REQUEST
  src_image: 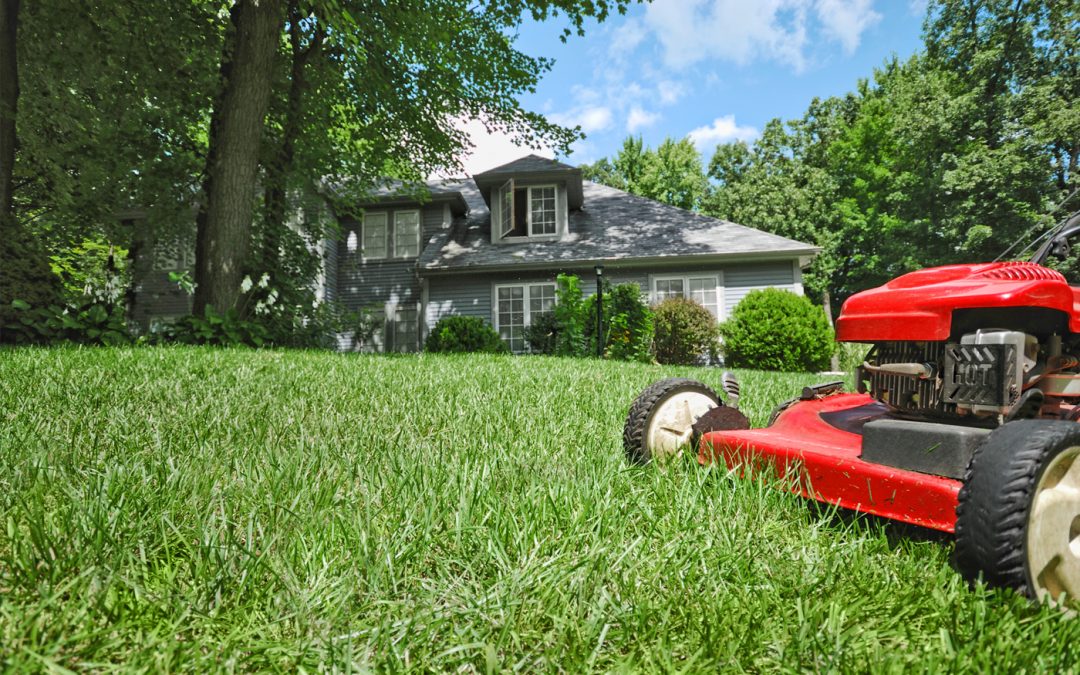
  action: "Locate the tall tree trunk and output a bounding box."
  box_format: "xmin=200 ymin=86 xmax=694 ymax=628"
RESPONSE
xmin=0 ymin=0 xmax=19 ymax=236
xmin=193 ymin=0 xmax=283 ymax=316
xmin=260 ymin=1 xmax=321 ymax=273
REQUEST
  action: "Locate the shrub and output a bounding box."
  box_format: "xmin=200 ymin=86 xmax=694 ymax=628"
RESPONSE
xmin=0 ymin=230 xmax=62 ymax=339
xmin=4 ymin=297 xmax=131 ymax=346
xmin=425 ymin=316 xmax=508 ymax=354
xmin=553 ymin=274 xmax=586 ymax=357
xmin=159 ymin=307 xmax=271 ymax=347
xmin=535 ymin=275 xmax=653 ymax=361
xmin=651 ymin=297 xmax=719 ymax=365
xmin=719 ymin=288 xmax=834 ymax=372
xmin=582 ymin=281 xmax=653 ymax=362
xmin=525 ymin=311 xmax=559 ymax=355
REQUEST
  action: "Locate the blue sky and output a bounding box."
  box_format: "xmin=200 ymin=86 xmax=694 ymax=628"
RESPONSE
xmin=457 ymin=0 xmax=928 ymax=175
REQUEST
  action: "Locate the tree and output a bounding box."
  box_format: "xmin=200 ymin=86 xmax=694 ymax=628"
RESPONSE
xmin=0 ymin=0 xmax=17 ymax=236
xmin=581 ymin=135 xmax=707 ymax=210
xmin=193 ymin=0 xmax=285 ymax=316
xmin=192 ymin=0 xmax=636 ymax=315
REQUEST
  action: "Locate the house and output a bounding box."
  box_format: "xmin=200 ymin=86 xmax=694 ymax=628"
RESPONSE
xmin=132 ymin=155 xmax=819 ymax=351
xmin=334 ymin=155 xmax=818 ymax=353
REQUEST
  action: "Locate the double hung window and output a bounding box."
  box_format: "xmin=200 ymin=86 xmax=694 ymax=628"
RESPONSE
xmin=495 ymin=282 xmax=556 ymax=352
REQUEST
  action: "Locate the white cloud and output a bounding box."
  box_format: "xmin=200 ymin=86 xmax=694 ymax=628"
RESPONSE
xmin=452 ymin=118 xmax=555 ymax=176
xmin=550 ymin=105 xmax=614 ymax=134
xmin=640 ymin=0 xmax=881 ymax=72
xmin=656 ymin=79 xmax=685 ymax=105
xmin=645 ymin=0 xmax=810 ymax=71
xmin=815 ymin=0 xmax=881 ymax=53
xmin=686 ymin=115 xmax=759 ymax=152
xmin=626 ymin=107 xmax=661 ymax=132
xmin=609 ymin=17 xmax=648 ymax=57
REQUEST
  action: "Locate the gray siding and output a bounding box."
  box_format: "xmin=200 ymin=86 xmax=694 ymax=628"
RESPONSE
xmin=422 ymin=203 xmax=448 ymax=241
xmin=723 ymin=261 xmax=796 ymax=316
xmin=420 ymin=259 xmax=802 ymax=341
xmin=426 ymin=275 xmax=493 ymax=329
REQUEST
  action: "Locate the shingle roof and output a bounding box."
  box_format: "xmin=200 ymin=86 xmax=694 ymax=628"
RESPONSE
xmin=417 ymin=179 xmax=818 ymax=273
xmin=471 ymin=154 xmax=577 ymax=176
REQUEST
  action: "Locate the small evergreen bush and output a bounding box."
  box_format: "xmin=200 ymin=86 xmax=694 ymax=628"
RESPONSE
xmin=720 ymin=288 xmax=834 ymax=372
xmin=652 ymin=297 xmax=718 ymax=365
xmin=425 ymin=316 xmax=508 ymax=354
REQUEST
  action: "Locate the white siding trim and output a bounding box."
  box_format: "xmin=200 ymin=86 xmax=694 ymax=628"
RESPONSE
xmin=792 ymin=259 xmax=804 ymax=295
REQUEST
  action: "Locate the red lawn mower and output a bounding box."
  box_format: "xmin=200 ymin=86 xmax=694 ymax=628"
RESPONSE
xmin=624 ymin=212 xmax=1080 ymax=607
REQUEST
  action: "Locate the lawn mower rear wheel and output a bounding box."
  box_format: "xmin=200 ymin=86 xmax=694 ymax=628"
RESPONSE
xmin=955 ymin=419 xmax=1080 ymax=607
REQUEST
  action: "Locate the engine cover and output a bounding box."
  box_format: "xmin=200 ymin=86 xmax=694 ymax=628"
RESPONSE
xmin=836 ymin=262 xmax=1077 ymax=342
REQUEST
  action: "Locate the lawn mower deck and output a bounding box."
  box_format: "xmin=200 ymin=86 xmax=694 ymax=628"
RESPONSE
xmin=695 ymin=391 xmax=963 ymax=533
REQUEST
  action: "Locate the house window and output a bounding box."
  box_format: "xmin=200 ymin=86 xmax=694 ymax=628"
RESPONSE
xmin=394 ymin=211 xmax=421 ymax=258
xmin=652 ymin=275 xmax=721 ymax=319
xmin=153 ymin=236 xmax=189 ymax=271
xmin=529 ymin=186 xmax=557 ymax=235
xmin=390 ymin=305 xmax=419 ymax=352
xmin=363 ymin=213 xmax=388 ymax=260
xmin=496 ymin=183 xmax=559 ymax=240
xmin=495 ymin=282 xmax=556 ymax=353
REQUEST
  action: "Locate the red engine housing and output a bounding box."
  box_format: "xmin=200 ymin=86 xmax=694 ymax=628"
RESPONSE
xmin=835 ymin=261 xmax=1080 ymax=342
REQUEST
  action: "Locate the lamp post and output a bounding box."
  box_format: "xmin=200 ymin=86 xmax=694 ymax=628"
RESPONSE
xmin=594 ymin=264 xmax=604 ymax=358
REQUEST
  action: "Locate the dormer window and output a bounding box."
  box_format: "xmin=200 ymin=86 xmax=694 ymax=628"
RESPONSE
xmin=494 ymin=180 xmax=562 ymax=241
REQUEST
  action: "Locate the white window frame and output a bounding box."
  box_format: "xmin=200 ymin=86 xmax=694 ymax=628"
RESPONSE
xmin=362 ymin=212 xmax=389 ymax=261
xmin=494 ymin=182 xmax=562 ymax=243
xmin=492 ymin=281 xmax=557 ymax=353
xmin=393 ymin=210 xmax=421 ymax=259
xmin=526 ymin=185 xmax=557 ymax=237
xmin=650 ymin=273 xmax=724 ymax=320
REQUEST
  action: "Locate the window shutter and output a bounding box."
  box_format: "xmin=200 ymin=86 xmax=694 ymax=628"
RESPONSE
xmin=499 ymin=179 xmax=514 ymax=238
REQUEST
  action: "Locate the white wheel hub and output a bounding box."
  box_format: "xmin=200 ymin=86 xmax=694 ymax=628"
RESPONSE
xmin=645 ymin=391 xmax=717 ymax=461
xmin=1027 ymin=445 xmax=1080 ymax=606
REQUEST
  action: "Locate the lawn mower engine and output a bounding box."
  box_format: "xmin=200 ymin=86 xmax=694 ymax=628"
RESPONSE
xmin=625 ymin=255 xmax=1080 ymax=608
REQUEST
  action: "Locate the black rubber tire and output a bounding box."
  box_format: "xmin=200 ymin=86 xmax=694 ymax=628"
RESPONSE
xmin=954 ymin=419 xmax=1080 ymax=597
xmin=623 ymin=378 xmax=720 ymax=465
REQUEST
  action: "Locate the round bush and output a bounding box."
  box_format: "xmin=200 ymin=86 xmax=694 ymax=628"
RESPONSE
xmin=651 ymin=297 xmax=719 ymax=365
xmin=719 ymin=288 xmax=834 ymax=372
xmin=424 ymin=316 xmax=508 ymax=354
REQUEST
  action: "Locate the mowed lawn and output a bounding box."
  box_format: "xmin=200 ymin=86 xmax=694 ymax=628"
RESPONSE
xmin=2 ymin=348 xmax=1079 ymax=671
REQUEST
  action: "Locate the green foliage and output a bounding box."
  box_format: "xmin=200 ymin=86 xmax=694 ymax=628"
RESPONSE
xmin=3 ymin=297 xmax=130 ymax=346
xmin=160 ymin=307 xmax=271 ymax=348
xmin=582 ymin=281 xmax=654 ymax=362
xmin=424 ymin=316 xmax=507 ymax=354
xmin=581 ymin=136 xmax=708 ymax=210
xmin=533 ymin=275 xmax=653 ymax=361
xmin=0 ymin=228 xmax=62 ymax=331
xmin=524 ymin=311 xmax=559 ymax=355
xmin=720 ymin=289 xmax=835 ymax=372
xmin=553 ymin=273 xmax=586 ymax=357
xmin=49 ymin=239 xmax=130 ymax=304
xmin=651 ymin=297 xmax=719 ymax=365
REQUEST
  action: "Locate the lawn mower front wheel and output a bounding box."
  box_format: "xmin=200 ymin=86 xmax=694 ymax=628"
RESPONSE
xmin=955 ymin=419 xmax=1080 ymax=607
xmin=623 ymin=378 xmax=720 ymax=464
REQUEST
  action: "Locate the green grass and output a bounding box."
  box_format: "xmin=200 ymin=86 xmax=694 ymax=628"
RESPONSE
xmin=1 ymin=347 xmax=1079 ymax=672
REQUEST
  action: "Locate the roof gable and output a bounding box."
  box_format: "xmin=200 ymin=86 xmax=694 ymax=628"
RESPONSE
xmin=472 ymin=154 xmax=584 ymax=210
